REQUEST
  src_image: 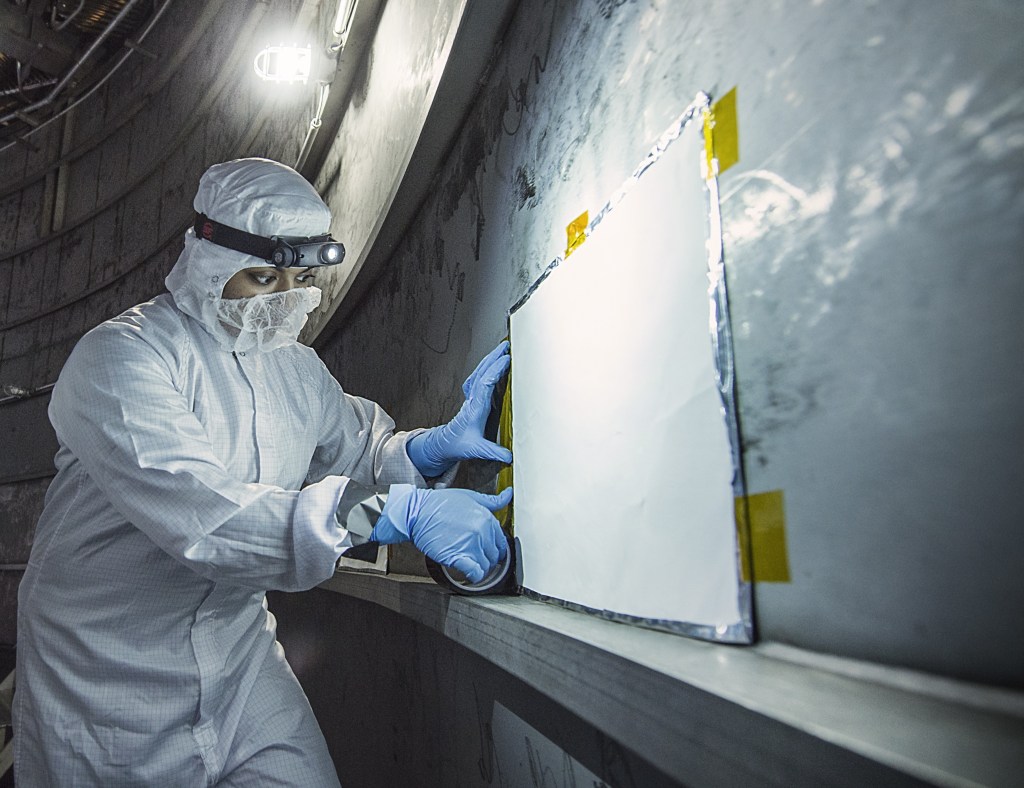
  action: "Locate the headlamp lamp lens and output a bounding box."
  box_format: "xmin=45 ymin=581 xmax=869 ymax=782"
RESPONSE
xmin=319 ymin=243 xmax=343 ymax=265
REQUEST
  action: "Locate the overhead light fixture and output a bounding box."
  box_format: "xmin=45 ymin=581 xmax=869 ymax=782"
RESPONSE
xmin=330 ymin=0 xmax=359 ymax=51
xmin=253 ymin=45 xmax=313 ymax=84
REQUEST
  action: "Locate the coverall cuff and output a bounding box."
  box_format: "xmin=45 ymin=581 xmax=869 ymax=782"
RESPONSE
xmin=399 ymin=428 xmax=459 ymax=489
xmin=334 ymin=480 xmax=389 ymax=545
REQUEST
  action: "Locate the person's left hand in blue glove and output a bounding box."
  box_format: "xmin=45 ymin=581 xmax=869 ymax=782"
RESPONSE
xmin=369 ymin=485 xmax=512 ymax=583
xmin=406 ymin=341 xmax=513 ymax=477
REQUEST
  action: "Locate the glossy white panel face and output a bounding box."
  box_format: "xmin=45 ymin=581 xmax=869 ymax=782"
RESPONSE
xmin=510 ymin=120 xmax=744 ymax=634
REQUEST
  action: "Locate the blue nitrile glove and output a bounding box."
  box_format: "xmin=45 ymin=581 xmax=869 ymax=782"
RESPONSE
xmin=370 ymin=484 xmax=512 ymax=583
xmin=406 ymin=342 xmax=514 ymax=477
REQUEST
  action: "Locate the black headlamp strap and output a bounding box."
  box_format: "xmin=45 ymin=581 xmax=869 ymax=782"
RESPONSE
xmin=194 ymin=213 xmax=275 ymax=262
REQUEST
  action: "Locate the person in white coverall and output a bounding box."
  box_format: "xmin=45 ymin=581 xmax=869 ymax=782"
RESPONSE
xmin=13 ymin=158 xmax=513 ymax=786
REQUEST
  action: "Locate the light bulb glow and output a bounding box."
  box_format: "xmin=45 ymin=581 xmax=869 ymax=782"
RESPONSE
xmin=253 ymin=45 xmax=312 ymax=84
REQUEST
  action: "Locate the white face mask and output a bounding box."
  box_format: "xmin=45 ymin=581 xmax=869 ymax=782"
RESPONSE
xmin=216 ymin=286 xmax=323 ymax=353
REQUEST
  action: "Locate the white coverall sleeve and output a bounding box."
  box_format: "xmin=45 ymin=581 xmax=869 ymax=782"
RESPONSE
xmin=49 ymin=324 xmax=350 ymax=592
xmin=307 ymin=361 xmax=458 ymax=489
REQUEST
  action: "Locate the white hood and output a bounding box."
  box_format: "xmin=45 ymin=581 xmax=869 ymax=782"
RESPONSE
xmin=165 ymin=158 xmax=332 ymax=349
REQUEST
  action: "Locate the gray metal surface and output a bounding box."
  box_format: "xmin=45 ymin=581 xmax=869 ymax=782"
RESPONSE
xmin=315 ymin=0 xmax=1024 ymax=685
xmin=0 ymin=0 xmax=342 ymax=648
xmin=0 ymin=391 xmax=57 ymax=484
xmin=299 ymin=573 xmax=1024 ymax=787
xmin=305 ymin=0 xmax=521 ymax=342
xmin=0 ymin=476 xmax=49 ymax=645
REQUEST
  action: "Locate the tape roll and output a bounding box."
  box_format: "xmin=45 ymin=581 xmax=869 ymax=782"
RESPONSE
xmin=425 ymin=534 xmax=517 ymax=595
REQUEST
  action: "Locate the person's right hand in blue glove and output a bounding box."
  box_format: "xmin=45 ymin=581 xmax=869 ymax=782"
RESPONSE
xmin=405 ymin=342 xmax=513 ymax=478
xmin=370 ymin=484 xmax=512 ymax=583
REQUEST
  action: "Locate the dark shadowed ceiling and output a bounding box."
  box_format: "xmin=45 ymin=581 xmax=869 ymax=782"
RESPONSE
xmin=0 ymin=0 xmax=166 ymax=148
xmin=0 ymin=0 xmax=516 ymax=391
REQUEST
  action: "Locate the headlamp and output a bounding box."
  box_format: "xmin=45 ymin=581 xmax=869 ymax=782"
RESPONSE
xmin=194 ymin=213 xmax=346 ymax=268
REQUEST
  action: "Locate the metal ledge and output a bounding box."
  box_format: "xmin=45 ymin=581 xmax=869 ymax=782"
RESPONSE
xmin=320 ymin=571 xmax=1024 ymax=787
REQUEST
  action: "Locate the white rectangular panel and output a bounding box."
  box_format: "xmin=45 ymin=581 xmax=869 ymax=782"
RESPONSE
xmin=510 ymin=122 xmax=742 ymax=631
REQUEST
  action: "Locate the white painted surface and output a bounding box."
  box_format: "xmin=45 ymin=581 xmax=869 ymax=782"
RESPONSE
xmin=510 ymin=122 xmax=742 ymax=630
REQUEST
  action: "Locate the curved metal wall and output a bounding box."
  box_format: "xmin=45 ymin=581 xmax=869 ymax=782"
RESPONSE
xmin=0 ymin=0 xmax=330 ymax=645
xmin=317 ymin=0 xmax=1024 ymax=686
xmin=0 ymin=0 xmax=322 ymax=390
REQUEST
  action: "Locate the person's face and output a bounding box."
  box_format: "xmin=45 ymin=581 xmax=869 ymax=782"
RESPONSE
xmin=221 ymin=266 xmax=317 ymax=299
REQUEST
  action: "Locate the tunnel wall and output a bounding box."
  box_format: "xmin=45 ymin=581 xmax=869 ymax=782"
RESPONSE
xmin=315 ymin=0 xmax=1024 ymax=686
xmin=1 ymin=1 xmax=1021 ymax=783
xmin=0 ymin=0 xmax=328 ymax=646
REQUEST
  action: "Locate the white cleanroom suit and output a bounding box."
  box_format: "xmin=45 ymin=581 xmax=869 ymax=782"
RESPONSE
xmin=14 ymin=159 xmax=441 ymax=786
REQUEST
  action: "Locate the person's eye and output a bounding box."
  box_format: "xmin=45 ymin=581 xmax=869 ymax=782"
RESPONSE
xmin=250 ymin=273 xmax=276 ymax=286
xmin=297 ymin=272 xmax=317 ymax=283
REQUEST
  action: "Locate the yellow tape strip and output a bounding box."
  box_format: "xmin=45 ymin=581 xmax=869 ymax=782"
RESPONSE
xmin=496 ymin=347 xmax=514 ymax=534
xmin=564 ymin=210 xmax=589 ymax=258
xmin=734 ymin=489 xmax=791 ymax=583
xmin=711 ymin=87 xmax=739 ymax=174
xmin=702 ymin=108 xmax=716 ymax=180
xmin=702 ymin=86 xmax=740 ymax=179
